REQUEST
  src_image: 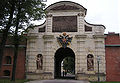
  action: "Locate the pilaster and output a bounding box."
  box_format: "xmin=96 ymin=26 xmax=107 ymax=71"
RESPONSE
xmin=77 ymin=13 xmax=85 ymax=34
xmin=43 ymin=35 xmax=54 ymax=73
xmin=46 ymin=14 xmax=52 ymax=33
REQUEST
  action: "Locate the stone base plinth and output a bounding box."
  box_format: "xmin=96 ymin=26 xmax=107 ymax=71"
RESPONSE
xmin=76 ymin=73 xmax=106 ymax=81
xmin=26 ymin=72 xmax=53 ymax=80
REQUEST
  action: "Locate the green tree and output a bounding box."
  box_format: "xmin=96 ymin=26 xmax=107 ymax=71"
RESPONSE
xmin=0 ymin=0 xmax=46 ymax=81
xmin=0 ymin=0 xmax=16 ymax=69
xmin=63 ymin=57 xmax=75 ymax=74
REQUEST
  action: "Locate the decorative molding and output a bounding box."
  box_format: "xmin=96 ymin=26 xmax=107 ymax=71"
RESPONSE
xmin=93 ymin=35 xmax=106 ymax=38
xmin=26 ymin=72 xmax=52 ymax=75
xmin=77 ymin=41 xmax=85 ymax=42
xmin=77 ymin=73 xmax=106 ymax=76
xmin=75 ymin=35 xmax=87 ymax=38
xmin=50 ymin=5 xmax=79 ymax=10
xmin=78 ymin=13 xmax=84 ymax=17
xmin=46 ymin=14 xmax=52 ymax=17
xmin=43 ymin=35 xmax=54 ymax=39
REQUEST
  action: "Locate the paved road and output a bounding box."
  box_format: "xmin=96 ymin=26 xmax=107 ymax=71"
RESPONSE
xmin=26 ymin=79 xmax=90 ymax=83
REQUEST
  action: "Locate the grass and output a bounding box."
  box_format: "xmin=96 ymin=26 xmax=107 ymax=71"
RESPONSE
xmin=90 ymin=82 xmax=120 ymax=83
xmin=0 ymin=79 xmax=29 ymax=83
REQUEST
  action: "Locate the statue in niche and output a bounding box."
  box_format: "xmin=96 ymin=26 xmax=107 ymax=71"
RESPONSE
xmin=36 ymin=54 xmax=43 ymax=70
xmin=87 ymin=54 xmax=94 ymax=71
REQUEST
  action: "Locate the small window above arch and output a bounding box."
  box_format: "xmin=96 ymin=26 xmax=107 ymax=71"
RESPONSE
xmin=85 ymin=25 xmax=92 ymax=32
xmin=38 ymin=26 xmax=45 ymax=32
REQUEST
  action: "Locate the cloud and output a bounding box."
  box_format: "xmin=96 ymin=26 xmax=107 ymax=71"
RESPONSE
xmin=43 ymin=0 xmax=120 ymax=33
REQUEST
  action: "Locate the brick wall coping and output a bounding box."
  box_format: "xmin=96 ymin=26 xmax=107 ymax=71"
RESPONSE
xmin=105 ymin=45 xmax=120 ymax=47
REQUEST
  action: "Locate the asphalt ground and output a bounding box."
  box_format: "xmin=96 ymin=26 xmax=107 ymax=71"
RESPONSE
xmin=26 ymin=79 xmax=90 ymax=83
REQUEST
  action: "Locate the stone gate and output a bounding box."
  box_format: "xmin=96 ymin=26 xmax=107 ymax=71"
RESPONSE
xmin=26 ymin=1 xmax=106 ymax=81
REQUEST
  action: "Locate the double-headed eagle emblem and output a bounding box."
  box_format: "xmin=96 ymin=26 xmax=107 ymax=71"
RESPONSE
xmin=57 ymin=32 xmax=73 ymax=48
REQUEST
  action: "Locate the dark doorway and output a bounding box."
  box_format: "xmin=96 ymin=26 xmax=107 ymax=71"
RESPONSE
xmin=54 ymin=47 xmax=75 ymax=79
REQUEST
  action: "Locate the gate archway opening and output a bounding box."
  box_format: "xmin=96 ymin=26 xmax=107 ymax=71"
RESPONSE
xmin=54 ymin=47 xmax=75 ymax=79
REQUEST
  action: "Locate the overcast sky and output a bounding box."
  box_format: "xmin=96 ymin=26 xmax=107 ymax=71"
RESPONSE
xmin=37 ymin=0 xmax=120 ymax=33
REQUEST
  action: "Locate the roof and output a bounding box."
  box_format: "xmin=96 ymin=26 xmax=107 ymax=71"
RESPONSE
xmin=84 ymin=20 xmax=106 ymax=29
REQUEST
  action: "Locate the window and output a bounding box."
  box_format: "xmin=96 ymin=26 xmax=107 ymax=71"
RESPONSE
xmin=5 ymin=56 xmax=12 ymax=64
xmin=3 ymin=70 xmax=10 ymax=76
xmin=87 ymin=54 xmax=94 ymax=71
xmin=38 ymin=26 xmax=45 ymax=32
xmin=85 ymin=25 xmax=92 ymax=32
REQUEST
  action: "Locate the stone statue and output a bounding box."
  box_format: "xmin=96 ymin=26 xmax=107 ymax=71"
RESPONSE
xmin=87 ymin=54 xmax=94 ymax=71
xmin=36 ymin=54 xmax=43 ymax=70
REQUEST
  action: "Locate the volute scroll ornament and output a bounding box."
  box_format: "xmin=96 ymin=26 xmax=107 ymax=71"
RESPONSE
xmin=78 ymin=13 xmax=84 ymax=17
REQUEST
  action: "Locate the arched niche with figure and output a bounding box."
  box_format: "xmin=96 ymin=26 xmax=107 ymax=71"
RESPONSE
xmin=87 ymin=54 xmax=94 ymax=71
xmin=36 ymin=54 xmax=43 ymax=70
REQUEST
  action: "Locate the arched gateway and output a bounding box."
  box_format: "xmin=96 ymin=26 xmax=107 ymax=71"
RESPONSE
xmin=26 ymin=1 xmax=106 ymax=81
xmin=54 ymin=47 xmax=75 ymax=78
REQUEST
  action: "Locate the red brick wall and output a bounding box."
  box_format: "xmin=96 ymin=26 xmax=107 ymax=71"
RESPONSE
xmin=105 ymin=33 xmax=120 ymax=81
xmin=105 ymin=33 xmax=120 ymax=44
xmin=106 ymin=47 xmax=120 ymax=81
xmin=0 ymin=47 xmax=26 ymax=79
xmin=0 ymin=48 xmax=14 ymax=78
xmin=0 ymin=36 xmax=26 ymax=79
xmin=15 ymin=48 xmax=26 ymax=79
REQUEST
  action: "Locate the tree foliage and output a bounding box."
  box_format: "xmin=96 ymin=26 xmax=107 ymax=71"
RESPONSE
xmin=0 ymin=0 xmax=46 ymax=81
xmin=63 ymin=57 xmax=75 ymax=73
xmin=0 ymin=0 xmax=45 ymax=30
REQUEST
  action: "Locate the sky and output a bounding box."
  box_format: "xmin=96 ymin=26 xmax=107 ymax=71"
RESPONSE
xmin=36 ymin=0 xmax=120 ymax=33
